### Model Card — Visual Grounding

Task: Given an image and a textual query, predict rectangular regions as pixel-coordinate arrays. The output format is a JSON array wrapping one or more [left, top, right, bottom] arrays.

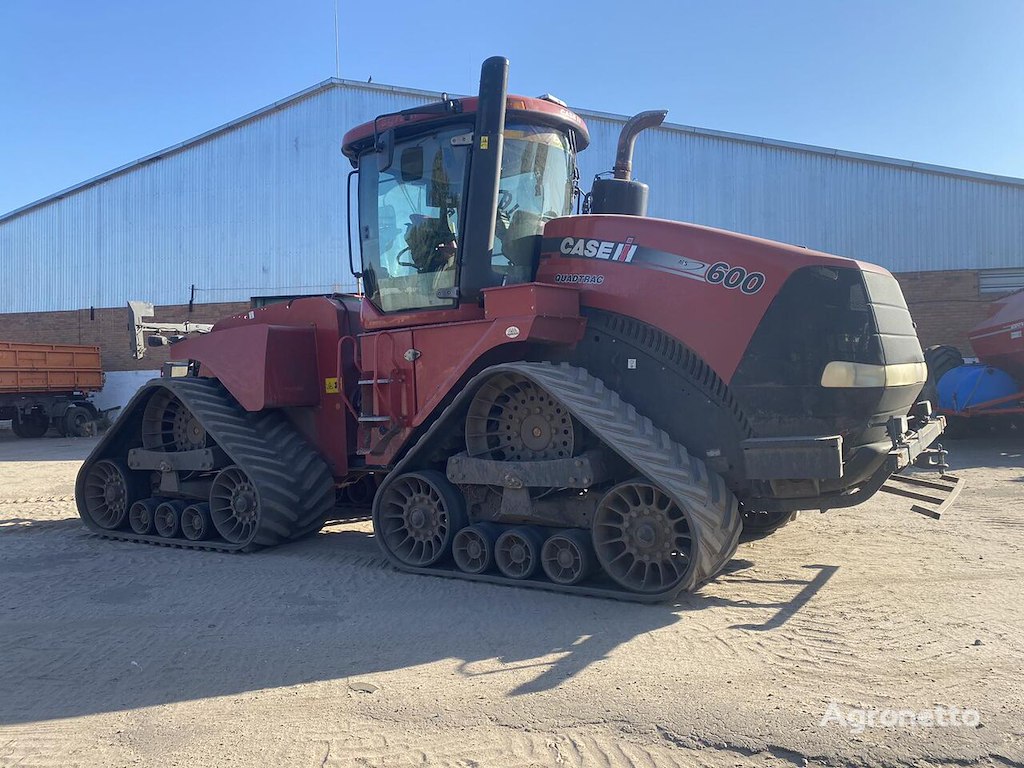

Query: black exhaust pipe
[[590, 109, 667, 216], [458, 56, 508, 304]]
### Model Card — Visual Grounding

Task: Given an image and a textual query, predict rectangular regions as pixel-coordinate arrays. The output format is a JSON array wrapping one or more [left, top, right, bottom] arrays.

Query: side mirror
[[376, 128, 395, 172], [400, 146, 424, 182]]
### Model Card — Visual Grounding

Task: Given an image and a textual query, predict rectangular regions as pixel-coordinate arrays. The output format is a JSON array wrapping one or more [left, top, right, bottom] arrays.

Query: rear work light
[[820, 361, 927, 388]]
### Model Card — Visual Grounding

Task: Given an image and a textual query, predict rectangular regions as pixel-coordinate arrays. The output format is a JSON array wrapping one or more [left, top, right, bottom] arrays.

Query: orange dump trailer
[[0, 342, 104, 438]]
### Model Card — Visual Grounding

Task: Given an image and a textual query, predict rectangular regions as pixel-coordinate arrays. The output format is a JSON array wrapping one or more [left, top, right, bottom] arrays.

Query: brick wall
[[0, 302, 249, 372], [893, 270, 1003, 355], [0, 271, 1007, 371]]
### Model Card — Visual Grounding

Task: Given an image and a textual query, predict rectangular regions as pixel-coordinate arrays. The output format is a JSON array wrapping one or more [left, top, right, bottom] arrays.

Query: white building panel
[[2, 79, 1022, 314]]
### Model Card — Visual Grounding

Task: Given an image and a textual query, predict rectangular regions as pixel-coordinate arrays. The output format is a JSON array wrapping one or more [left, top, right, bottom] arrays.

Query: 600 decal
[[705, 262, 766, 294]]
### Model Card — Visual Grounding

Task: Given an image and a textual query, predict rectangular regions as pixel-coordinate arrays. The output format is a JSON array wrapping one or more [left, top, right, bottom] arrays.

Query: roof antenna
[[333, 0, 341, 78]]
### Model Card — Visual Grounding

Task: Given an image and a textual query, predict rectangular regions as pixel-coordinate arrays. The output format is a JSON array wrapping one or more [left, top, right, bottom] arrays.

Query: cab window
[[358, 127, 469, 312]]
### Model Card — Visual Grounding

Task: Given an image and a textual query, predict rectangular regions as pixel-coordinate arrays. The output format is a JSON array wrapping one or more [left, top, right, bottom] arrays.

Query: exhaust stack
[[458, 56, 509, 304], [590, 109, 667, 216]]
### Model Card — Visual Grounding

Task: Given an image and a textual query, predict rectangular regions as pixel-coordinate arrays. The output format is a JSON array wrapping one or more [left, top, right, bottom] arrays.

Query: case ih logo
[[559, 237, 638, 262], [548, 236, 767, 295]]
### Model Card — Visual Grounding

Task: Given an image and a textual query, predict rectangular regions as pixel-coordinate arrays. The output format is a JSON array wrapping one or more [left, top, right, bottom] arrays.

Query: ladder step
[[358, 378, 393, 385], [358, 416, 391, 423]]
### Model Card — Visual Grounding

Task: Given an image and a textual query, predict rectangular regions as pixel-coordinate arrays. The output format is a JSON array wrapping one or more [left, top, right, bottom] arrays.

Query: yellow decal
[[479, 135, 489, 150], [324, 377, 339, 394]]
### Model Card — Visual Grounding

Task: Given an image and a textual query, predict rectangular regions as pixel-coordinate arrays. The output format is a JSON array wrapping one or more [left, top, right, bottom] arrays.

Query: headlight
[[820, 361, 927, 388]]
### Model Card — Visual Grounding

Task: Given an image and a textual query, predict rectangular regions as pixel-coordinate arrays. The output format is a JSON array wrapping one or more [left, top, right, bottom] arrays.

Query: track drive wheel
[[142, 389, 209, 451], [592, 480, 693, 595], [541, 529, 596, 585], [81, 459, 143, 530], [465, 373, 577, 461], [374, 470, 467, 567]]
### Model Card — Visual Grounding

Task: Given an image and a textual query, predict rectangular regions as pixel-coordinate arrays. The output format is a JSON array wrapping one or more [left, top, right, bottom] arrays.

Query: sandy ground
[[0, 427, 1022, 768]]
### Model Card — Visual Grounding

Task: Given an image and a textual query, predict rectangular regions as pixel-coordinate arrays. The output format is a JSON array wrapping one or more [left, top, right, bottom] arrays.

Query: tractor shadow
[[0, 525, 834, 725]]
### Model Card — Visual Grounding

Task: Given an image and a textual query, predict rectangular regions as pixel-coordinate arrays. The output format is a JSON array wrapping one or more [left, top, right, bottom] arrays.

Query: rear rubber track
[[76, 377, 335, 552], [374, 362, 742, 603]]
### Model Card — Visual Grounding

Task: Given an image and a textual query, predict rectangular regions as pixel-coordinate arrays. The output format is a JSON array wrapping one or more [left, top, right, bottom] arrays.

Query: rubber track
[[373, 362, 742, 603], [76, 377, 335, 552]]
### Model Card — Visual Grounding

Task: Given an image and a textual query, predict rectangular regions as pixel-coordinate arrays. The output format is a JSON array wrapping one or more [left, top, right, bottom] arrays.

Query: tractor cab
[[342, 76, 590, 318]]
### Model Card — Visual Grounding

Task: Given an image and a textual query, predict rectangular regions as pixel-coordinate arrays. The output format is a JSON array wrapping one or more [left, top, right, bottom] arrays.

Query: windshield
[[357, 122, 576, 312], [358, 125, 469, 312], [494, 125, 575, 279]]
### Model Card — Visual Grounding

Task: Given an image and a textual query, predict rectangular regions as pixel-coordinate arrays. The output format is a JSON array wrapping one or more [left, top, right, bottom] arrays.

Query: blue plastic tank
[[936, 364, 1020, 412]]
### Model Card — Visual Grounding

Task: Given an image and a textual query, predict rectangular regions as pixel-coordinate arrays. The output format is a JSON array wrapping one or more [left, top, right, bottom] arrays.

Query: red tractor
[[77, 58, 949, 601]]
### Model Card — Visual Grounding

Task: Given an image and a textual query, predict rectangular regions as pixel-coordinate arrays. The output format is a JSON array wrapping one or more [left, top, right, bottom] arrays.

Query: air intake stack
[[589, 109, 667, 216]]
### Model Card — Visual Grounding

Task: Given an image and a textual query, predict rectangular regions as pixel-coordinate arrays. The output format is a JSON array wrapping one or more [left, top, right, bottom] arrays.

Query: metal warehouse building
[[2, 76, 1023, 381]]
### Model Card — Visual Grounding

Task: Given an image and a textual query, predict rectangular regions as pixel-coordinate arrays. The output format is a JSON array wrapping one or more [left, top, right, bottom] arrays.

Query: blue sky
[[1, 0, 1022, 215]]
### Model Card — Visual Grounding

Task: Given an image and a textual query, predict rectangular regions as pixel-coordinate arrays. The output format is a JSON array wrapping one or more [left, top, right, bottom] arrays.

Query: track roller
[[81, 459, 144, 531], [154, 499, 186, 538], [129, 498, 161, 535], [181, 502, 214, 541], [541, 529, 595, 585], [452, 522, 499, 574], [495, 527, 544, 579], [374, 470, 467, 567]]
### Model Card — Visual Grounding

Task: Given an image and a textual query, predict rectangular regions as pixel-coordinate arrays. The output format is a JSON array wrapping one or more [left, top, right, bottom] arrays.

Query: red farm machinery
[[76, 57, 953, 601], [924, 289, 1024, 435]]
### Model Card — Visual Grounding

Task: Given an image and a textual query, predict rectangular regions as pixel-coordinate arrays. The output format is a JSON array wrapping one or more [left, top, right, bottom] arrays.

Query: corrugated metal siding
[[0, 86, 433, 313], [3, 81, 1023, 314], [577, 114, 1024, 273]]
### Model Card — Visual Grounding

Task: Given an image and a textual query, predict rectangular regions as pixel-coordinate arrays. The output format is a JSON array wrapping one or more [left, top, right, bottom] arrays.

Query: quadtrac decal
[[543, 236, 766, 295]]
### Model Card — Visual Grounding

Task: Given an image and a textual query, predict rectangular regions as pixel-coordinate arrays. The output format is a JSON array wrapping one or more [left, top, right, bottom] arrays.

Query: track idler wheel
[[541, 529, 596, 586], [452, 522, 499, 574], [495, 527, 544, 580], [154, 499, 186, 538], [209, 466, 261, 545], [81, 459, 143, 530], [181, 502, 214, 541], [374, 470, 467, 567], [129, 498, 161, 535], [593, 480, 693, 594]]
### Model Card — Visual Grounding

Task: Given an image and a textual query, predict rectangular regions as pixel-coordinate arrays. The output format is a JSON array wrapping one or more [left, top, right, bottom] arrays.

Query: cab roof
[[341, 94, 591, 161]]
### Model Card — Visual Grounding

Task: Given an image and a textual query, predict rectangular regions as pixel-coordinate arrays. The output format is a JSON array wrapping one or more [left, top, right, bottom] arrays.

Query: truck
[[0, 341, 103, 437], [75, 57, 952, 602]]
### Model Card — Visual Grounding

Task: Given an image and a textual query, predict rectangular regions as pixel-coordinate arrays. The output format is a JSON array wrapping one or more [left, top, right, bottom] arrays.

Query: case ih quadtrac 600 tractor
[[77, 58, 951, 602]]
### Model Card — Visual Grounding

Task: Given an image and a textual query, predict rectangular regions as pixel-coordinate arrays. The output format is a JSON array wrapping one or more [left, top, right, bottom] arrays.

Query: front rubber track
[[373, 362, 742, 603], [75, 377, 335, 552]]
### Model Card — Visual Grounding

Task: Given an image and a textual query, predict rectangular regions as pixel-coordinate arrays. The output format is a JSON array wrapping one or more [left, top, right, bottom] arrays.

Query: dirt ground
[[0, 427, 1021, 768]]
